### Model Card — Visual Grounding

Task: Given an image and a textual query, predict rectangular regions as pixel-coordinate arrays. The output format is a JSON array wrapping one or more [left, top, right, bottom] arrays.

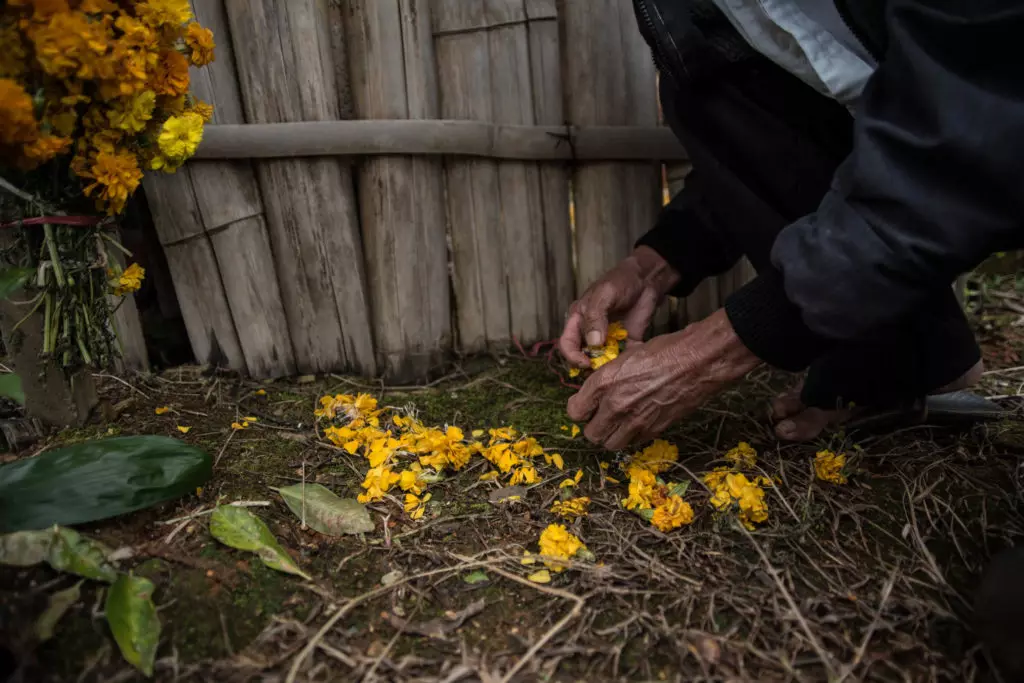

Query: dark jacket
[[634, 0, 1024, 371]]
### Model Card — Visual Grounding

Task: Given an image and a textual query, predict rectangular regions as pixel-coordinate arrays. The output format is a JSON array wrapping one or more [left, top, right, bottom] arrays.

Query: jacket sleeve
[[724, 0, 1024, 371], [635, 170, 743, 298]]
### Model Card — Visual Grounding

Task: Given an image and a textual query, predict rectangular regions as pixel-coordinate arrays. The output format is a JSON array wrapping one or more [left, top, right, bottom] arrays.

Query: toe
[[771, 393, 805, 421], [775, 408, 833, 441]]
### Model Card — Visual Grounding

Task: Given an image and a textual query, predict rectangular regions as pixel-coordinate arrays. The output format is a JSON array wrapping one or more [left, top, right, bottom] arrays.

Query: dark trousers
[[659, 60, 981, 409]]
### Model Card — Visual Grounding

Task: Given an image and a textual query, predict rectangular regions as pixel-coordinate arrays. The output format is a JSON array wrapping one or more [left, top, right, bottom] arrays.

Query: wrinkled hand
[[559, 247, 680, 368], [567, 309, 762, 450]]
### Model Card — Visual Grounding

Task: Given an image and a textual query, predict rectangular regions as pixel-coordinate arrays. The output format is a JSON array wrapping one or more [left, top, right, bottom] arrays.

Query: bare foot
[[772, 360, 985, 441]]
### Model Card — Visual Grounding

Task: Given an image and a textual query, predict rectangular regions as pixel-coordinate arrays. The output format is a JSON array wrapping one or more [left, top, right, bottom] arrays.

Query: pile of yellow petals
[[724, 441, 757, 469], [813, 449, 848, 484], [704, 469, 773, 531], [619, 439, 695, 533], [568, 321, 629, 377], [316, 393, 566, 520], [1, 0, 215, 213], [230, 416, 258, 431], [550, 496, 590, 520], [523, 524, 591, 572]]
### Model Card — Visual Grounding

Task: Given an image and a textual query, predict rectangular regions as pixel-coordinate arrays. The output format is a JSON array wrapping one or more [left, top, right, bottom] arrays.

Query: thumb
[[581, 302, 610, 348]]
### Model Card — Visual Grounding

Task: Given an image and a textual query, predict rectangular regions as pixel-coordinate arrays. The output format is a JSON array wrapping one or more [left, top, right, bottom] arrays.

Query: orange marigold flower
[[185, 22, 215, 66], [0, 79, 38, 146], [22, 134, 71, 165], [0, 21, 28, 78], [150, 49, 190, 96], [79, 149, 142, 215], [190, 99, 214, 123], [27, 11, 112, 80], [113, 15, 156, 50], [135, 0, 193, 28]]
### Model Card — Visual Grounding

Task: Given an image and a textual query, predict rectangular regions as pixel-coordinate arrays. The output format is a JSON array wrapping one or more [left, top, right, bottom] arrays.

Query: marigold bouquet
[[0, 0, 214, 374]]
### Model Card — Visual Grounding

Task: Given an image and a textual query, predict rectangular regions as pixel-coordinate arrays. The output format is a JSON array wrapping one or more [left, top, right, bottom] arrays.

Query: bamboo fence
[[141, 0, 753, 382]]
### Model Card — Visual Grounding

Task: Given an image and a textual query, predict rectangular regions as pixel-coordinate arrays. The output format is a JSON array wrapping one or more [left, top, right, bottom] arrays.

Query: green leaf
[[0, 267, 34, 300], [48, 527, 118, 583], [0, 529, 53, 566], [106, 574, 160, 678], [637, 508, 655, 521], [0, 435, 212, 533], [668, 480, 691, 498], [462, 570, 490, 585], [275, 483, 374, 536], [35, 580, 82, 642], [209, 505, 311, 580], [0, 373, 24, 405]]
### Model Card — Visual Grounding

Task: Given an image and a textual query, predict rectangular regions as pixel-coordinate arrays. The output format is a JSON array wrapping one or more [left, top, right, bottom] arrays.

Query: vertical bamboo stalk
[[432, 0, 573, 352], [143, 167, 245, 369], [186, 0, 295, 378], [561, 0, 661, 292], [343, 0, 450, 382], [224, 0, 376, 375]]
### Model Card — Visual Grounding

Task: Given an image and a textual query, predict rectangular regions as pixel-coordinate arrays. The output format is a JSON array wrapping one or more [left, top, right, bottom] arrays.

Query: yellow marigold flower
[[136, 0, 193, 28], [538, 524, 585, 572], [107, 90, 156, 133], [706, 471, 770, 530], [22, 134, 71, 165], [651, 495, 694, 532], [813, 450, 848, 485], [113, 263, 145, 296], [157, 112, 203, 160], [151, 49, 190, 96], [0, 79, 38, 146], [26, 11, 112, 80], [621, 466, 658, 511], [80, 149, 142, 215], [404, 492, 431, 520], [190, 99, 214, 123], [550, 496, 590, 520], [185, 22, 215, 66], [98, 43, 156, 99], [358, 465, 401, 504], [724, 442, 757, 468], [628, 439, 678, 475], [510, 464, 539, 486], [113, 15, 155, 49]]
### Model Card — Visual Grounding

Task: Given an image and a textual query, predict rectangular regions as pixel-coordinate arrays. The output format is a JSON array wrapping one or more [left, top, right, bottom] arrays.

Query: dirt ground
[[4, 276, 1024, 683]]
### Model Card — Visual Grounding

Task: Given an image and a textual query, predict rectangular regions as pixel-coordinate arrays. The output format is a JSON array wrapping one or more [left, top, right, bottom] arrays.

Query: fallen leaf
[[527, 570, 551, 584], [489, 486, 526, 504], [275, 483, 374, 536], [106, 574, 160, 677], [382, 598, 486, 639], [35, 580, 82, 642], [209, 506, 311, 580], [48, 527, 118, 583], [462, 570, 489, 585], [0, 529, 53, 566]]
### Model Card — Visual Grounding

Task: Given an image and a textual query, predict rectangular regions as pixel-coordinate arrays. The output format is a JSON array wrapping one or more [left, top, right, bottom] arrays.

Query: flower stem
[[43, 224, 65, 288]]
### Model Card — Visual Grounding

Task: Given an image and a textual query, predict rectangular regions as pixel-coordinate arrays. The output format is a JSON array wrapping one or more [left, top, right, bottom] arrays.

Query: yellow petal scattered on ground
[[155, 406, 171, 415], [176, 425, 191, 434], [527, 569, 552, 584]]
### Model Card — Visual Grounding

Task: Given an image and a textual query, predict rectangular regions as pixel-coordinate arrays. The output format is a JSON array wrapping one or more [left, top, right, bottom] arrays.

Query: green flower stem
[[43, 224, 65, 288]]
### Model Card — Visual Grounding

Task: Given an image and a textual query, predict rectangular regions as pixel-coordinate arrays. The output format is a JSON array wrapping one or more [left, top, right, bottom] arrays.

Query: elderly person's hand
[[567, 309, 762, 450], [559, 247, 680, 368]]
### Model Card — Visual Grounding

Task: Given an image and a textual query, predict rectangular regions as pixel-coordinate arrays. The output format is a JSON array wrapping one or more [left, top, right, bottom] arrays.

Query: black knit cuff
[[724, 269, 832, 371], [635, 202, 740, 299]]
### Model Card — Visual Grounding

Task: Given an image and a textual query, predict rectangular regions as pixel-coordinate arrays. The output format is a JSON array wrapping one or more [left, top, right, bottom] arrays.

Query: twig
[[92, 372, 151, 399], [736, 522, 837, 678], [156, 500, 271, 526], [836, 567, 898, 683], [214, 429, 237, 468], [285, 555, 503, 683]]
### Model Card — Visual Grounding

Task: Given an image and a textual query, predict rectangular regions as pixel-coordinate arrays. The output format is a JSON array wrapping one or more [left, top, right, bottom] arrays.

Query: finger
[[604, 420, 641, 451], [567, 373, 603, 423], [621, 287, 659, 343], [582, 399, 618, 447], [580, 285, 614, 347], [558, 309, 591, 368]]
